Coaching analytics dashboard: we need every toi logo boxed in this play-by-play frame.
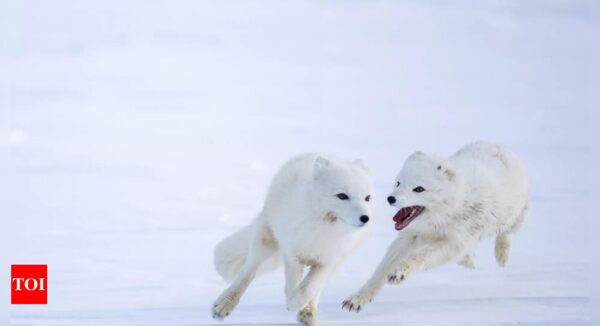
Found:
[11,265,47,304]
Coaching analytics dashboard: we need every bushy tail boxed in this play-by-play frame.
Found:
[214,222,282,282]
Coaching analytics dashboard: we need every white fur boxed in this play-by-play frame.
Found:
[342,142,529,312]
[212,153,374,325]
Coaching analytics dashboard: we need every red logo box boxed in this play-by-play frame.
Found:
[11,265,48,304]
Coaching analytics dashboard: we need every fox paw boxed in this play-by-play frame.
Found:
[495,235,511,267]
[387,262,412,284]
[458,253,476,269]
[297,307,317,326]
[342,292,372,313]
[211,294,238,320]
[495,249,509,267]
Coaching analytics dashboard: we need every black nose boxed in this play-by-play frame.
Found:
[387,196,396,204]
[360,215,369,223]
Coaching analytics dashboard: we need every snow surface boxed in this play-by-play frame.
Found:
[1,0,597,325]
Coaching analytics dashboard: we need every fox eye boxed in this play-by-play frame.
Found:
[396,181,400,187]
[336,193,349,200]
[413,186,425,193]
[365,195,371,202]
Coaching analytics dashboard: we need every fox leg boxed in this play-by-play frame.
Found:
[284,256,303,301]
[286,264,330,312]
[387,240,464,285]
[285,257,324,325]
[494,233,511,267]
[496,205,528,267]
[297,289,321,326]
[212,221,276,320]
[342,235,410,312]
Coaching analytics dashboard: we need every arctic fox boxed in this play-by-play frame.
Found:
[342,142,529,312]
[212,153,374,325]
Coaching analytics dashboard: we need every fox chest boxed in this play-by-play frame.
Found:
[284,227,362,266]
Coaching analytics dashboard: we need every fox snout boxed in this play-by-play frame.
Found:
[344,214,370,227]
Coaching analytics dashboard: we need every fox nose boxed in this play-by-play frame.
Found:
[359,215,369,224]
[387,196,396,205]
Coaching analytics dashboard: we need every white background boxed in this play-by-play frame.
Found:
[1,0,597,325]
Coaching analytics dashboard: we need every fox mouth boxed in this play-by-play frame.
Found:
[393,206,425,231]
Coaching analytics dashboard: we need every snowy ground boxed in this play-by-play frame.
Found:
[1,0,597,325]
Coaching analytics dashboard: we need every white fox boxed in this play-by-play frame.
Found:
[343,142,529,312]
[212,153,374,325]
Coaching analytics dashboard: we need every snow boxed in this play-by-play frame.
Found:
[1,0,596,325]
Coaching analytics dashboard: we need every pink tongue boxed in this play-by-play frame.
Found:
[392,207,411,223]
[392,207,420,231]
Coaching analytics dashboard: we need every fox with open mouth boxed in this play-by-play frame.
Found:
[342,141,529,312]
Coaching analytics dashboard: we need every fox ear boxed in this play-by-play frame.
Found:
[437,164,455,180]
[314,156,330,179]
[352,159,368,171]
[315,156,330,169]
[409,151,427,160]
